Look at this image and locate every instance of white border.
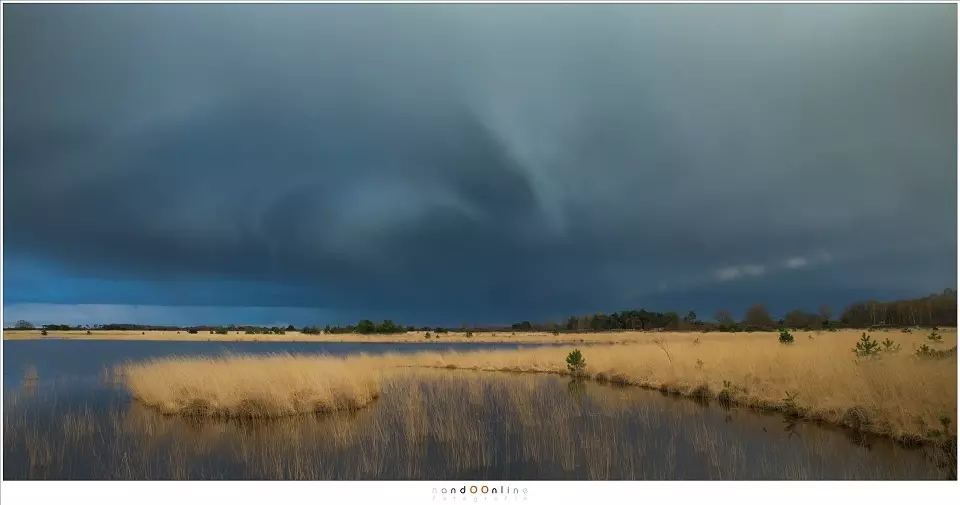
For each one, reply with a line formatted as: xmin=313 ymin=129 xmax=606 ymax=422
xmin=0 ymin=2 xmax=957 ymax=503
xmin=1 ymin=480 xmax=959 ymax=504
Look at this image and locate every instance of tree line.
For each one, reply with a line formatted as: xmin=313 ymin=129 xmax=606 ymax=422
xmin=509 ymin=289 xmax=957 ymax=333
xmin=6 ymin=289 xmax=955 ymax=334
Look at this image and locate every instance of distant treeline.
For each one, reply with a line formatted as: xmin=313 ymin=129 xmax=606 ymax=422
xmin=6 ymin=289 xmax=956 ymax=334
xmin=509 ymin=288 xmax=958 ymax=333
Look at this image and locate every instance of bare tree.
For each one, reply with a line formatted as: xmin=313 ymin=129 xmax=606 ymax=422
xmin=714 ymin=310 xmax=735 ymax=325
xmin=744 ymin=304 xmax=775 ymax=328
xmin=817 ymin=305 xmax=832 ymax=324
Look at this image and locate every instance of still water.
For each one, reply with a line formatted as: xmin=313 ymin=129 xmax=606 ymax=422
xmin=2 ymin=340 xmax=955 ymax=480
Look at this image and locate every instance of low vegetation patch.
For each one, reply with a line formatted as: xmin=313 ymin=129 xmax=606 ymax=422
xmin=408 ymin=329 xmax=956 ymax=443
xmin=120 ymin=353 xmax=381 ymax=418
xmin=853 ymin=332 xmax=881 ymax=358
xmin=565 ymin=349 xmax=587 ymax=378
xmin=778 ymin=329 xmax=794 ymax=344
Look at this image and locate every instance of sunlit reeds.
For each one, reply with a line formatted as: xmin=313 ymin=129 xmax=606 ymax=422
xmin=120 ymin=353 xmax=382 ymax=418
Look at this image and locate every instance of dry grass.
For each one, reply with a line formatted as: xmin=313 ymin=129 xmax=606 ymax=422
xmin=112 ymin=329 xmax=956 ymax=442
xmin=401 ymin=329 xmax=958 ymax=443
xmin=119 ymin=353 xmax=382 ymax=418
xmin=105 ymin=330 xmax=957 ymax=442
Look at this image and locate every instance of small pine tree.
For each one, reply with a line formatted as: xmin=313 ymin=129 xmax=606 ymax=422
xmin=778 ymin=328 xmax=794 ymax=344
xmin=566 ymin=349 xmax=587 ymax=377
xmin=853 ymin=332 xmax=881 ymax=357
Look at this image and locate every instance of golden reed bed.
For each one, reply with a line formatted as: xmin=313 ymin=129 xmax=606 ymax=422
xmin=119 ymin=353 xmax=382 ymax=418
xmin=117 ymin=330 xmax=956 ymax=443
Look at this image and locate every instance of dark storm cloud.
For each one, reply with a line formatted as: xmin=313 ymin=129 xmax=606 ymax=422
xmin=3 ymin=4 xmax=957 ymax=322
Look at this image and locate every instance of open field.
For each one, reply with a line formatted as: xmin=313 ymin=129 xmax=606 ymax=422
xmin=116 ymin=329 xmax=958 ymax=444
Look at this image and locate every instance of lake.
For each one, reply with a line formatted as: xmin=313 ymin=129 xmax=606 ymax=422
xmin=2 ymin=340 xmax=955 ymax=479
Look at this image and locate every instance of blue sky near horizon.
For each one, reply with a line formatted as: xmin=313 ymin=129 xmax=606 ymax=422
xmin=3 ymin=4 xmax=957 ymax=328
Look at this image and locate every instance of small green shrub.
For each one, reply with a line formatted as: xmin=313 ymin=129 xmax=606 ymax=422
xmin=778 ymin=329 xmax=794 ymax=344
xmin=692 ymin=337 xmax=701 ymax=345
xmin=881 ymin=338 xmax=901 ymax=354
xmin=902 ymin=327 xmax=913 ymax=334
xmin=927 ymin=330 xmax=943 ymax=343
xmin=424 ymin=332 xmax=432 ymax=339
xmin=40 ymin=329 xmax=48 ymax=336
xmin=782 ymin=390 xmax=801 ymax=417
xmin=465 ymin=331 xmax=474 ymax=338
xmin=853 ymin=332 xmax=881 ymax=358
xmin=916 ymin=344 xmax=957 ymax=359
xmin=565 ymin=349 xmax=587 ymax=377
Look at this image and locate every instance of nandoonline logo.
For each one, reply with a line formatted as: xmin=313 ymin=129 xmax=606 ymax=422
xmin=432 ymin=484 xmax=529 ymax=502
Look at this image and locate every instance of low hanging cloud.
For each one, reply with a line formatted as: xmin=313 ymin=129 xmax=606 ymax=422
xmin=714 ymin=265 xmax=768 ymax=282
xmin=2 ymin=4 xmax=956 ymax=323
xmin=713 ymin=251 xmax=836 ymax=283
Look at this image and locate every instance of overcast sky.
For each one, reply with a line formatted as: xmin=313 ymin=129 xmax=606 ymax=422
xmin=3 ymin=3 xmax=957 ymax=327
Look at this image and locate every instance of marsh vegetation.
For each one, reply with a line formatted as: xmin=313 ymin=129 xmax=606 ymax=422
xmin=3 ymin=331 xmax=956 ymax=480
xmin=3 ymin=370 xmax=955 ymax=480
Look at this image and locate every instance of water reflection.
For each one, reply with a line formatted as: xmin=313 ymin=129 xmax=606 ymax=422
xmin=3 ymin=370 xmax=955 ymax=480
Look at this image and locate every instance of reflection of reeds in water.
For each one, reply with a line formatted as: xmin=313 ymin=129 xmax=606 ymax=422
xmin=22 ymin=364 xmax=39 ymax=382
xmin=2 ymin=371 xmax=954 ymax=480
xmin=114 ymin=329 xmax=956 ymax=443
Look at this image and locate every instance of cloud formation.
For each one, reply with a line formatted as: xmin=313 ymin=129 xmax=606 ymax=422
xmin=3 ymin=4 xmax=957 ymax=324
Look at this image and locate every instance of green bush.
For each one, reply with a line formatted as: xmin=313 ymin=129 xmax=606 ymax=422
xmin=853 ymin=332 xmax=881 ymax=358
xmin=778 ymin=329 xmax=794 ymax=344
xmin=881 ymin=338 xmax=901 ymax=354
xmin=565 ymin=349 xmax=587 ymax=377
xmin=927 ymin=330 xmax=943 ymax=343
xmin=916 ymin=344 xmax=957 ymax=359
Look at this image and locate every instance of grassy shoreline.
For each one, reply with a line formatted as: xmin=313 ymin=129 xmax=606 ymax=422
xmin=115 ymin=329 xmax=958 ymax=446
